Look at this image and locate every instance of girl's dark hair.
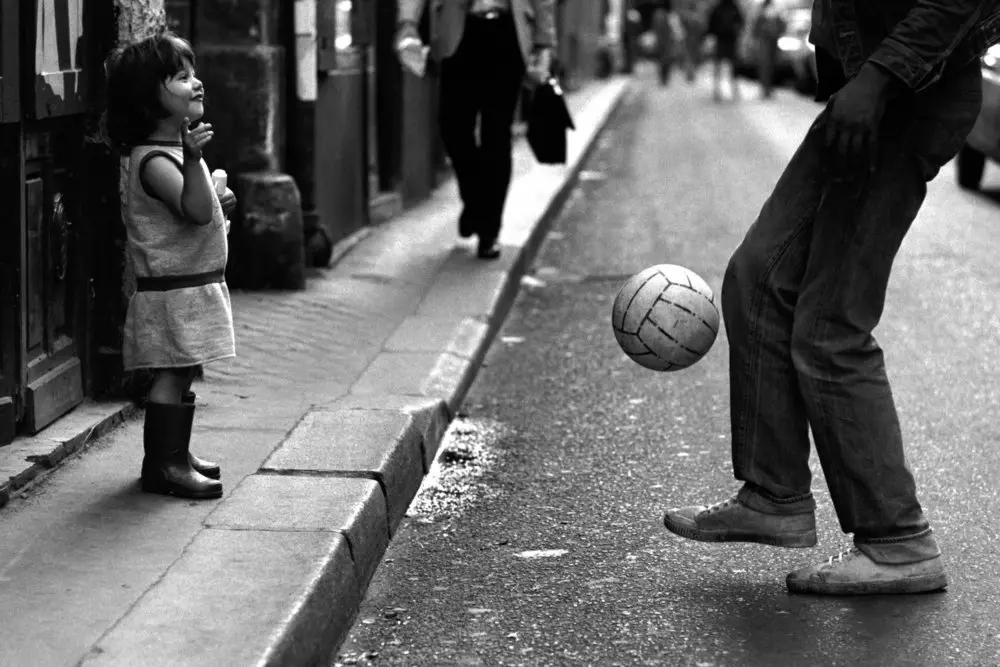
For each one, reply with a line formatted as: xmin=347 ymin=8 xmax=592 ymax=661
xmin=99 ymin=31 xmax=196 ymax=151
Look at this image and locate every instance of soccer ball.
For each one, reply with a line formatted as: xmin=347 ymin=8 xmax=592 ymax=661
xmin=611 ymin=264 xmax=720 ymax=371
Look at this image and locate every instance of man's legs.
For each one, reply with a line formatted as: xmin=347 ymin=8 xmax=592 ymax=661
xmin=664 ymin=63 xmax=983 ymax=593
xmin=683 ymin=29 xmax=699 ymax=82
xmin=788 ymin=68 xmax=982 ymax=567
xmin=758 ymin=42 xmax=775 ymax=98
xmin=439 ymin=24 xmax=485 ymax=238
xmin=712 ymin=56 xmax=722 ymax=100
xmin=727 ymin=57 xmax=740 ymax=100
xmin=472 ymin=14 xmax=525 ymax=248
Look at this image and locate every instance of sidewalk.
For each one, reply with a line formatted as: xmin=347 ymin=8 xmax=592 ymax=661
xmin=0 ymin=76 xmax=630 ymax=667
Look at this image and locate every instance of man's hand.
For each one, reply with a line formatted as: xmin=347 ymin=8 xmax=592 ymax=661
xmin=823 ymin=63 xmax=903 ymax=178
xmin=395 ymin=22 xmax=428 ymax=77
xmin=528 ymin=47 xmax=553 ymax=85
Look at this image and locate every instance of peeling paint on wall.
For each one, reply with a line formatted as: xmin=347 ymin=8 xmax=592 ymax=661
xmin=114 ymin=0 xmax=166 ymax=41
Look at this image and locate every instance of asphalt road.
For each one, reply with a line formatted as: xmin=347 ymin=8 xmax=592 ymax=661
xmin=334 ymin=68 xmax=1000 ymax=666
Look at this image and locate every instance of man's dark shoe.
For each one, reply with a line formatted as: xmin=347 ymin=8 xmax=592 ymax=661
xmin=663 ymin=495 xmax=817 ymax=548
xmin=787 ymin=547 xmax=948 ymax=595
xmin=458 ymin=209 xmax=477 ymax=238
xmin=477 ymin=238 xmax=501 ymax=260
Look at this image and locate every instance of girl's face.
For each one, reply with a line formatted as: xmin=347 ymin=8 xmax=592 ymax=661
xmin=159 ymin=60 xmax=204 ymax=123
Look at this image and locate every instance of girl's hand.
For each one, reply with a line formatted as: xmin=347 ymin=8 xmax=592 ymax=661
xmin=182 ymin=118 xmax=213 ymax=162
xmin=219 ymin=187 xmax=237 ymax=216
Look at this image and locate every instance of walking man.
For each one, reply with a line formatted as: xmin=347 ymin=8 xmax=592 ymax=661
xmin=395 ymin=0 xmax=557 ymax=260
xmin=662 ymin=0 xmax=1000 ymax=594
xmin=676 ymin=0 xmax=707 ymax=83
xmin=705 ymin=0 xmax=744 ymax=101
xmin=652 ymin=0 xmax=683 ymax=86
xmin=752 ymin=0 xmax=786 ymax=98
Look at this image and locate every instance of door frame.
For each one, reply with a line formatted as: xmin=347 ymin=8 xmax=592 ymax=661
xmin=0 ymin=0 xmax=21 ymax=444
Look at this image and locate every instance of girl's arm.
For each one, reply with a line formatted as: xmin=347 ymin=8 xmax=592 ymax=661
xmin=141 ymin=156 xmax=215 ymax=226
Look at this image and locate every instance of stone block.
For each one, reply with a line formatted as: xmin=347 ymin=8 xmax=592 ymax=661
xmin=350 ymin=351 xmax=439 ymax=398
xmin=206 ymin=475 xmax=388 ymax=585
xmin=314 ymin=395 xmax=452 ymax=473
xmin=261 ymin=410 xmax=425 ymax=535
xmin=350 ymin=351 xmax=477 ymax=417
xmin=384 ymin=315 xmax=490 ymax=360
xmin=82 ymin=530 xmax=360 ymax=667
xmin=416 ymin=267 xmax=511 ymax=320
xmin=227 ymin=170 xmax=307 ymax=290
xmin=424 ymin=353 xmax=478 ymax=417
xmin=195 ymin=44 xmax=285 ymax=174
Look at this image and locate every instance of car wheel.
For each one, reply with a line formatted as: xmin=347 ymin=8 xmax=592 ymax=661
xmin=957 ymin=144 xmax=986 ymax=191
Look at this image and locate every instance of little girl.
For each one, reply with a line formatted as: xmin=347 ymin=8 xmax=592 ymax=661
xmin=103 ymin=32 xmax=236 ymax=500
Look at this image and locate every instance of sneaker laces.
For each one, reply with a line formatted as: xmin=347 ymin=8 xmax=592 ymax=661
xmin=703 ymin=497 xmax=737 ymax=514
xmin=826 ymin=546 xmax=861 ymax=566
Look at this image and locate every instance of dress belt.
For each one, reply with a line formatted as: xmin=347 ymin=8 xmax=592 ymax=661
xmin=136 ymin=269 xmax=225 ymax=292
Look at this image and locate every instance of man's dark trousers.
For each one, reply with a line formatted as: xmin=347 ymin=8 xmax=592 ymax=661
xmin=722 ymin=62 xmax=983 ymax=564
xmin=439 ymin=12 xmax=526 ymax=243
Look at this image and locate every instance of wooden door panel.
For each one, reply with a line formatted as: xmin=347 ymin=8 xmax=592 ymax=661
xmin=0 ymin=122 xmax=20 ymax=446
xmin=21 ymin=129 xmax=83 ymax=435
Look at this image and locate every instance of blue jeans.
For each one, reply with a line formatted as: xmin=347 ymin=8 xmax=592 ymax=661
xmin=722 ymin=63 xmax=982 ymax=565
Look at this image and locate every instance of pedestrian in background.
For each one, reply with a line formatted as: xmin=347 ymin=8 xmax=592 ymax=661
xmin=395 ymin=0 xmax=557 ymax=260
xmin=706 ymin=0 xmax=744 ymax=101
xmin=103 ymin=32 xmax=238 ymax=500
xmin=752 ymin=0 xmax=786 ymax=98
xmin=652 ymin=0 xmax=685 ymax=86
xmin=676 ymin=0 xmax=708 ymax=83
xmin=663 ymin=0 xmax=1000 ymax=595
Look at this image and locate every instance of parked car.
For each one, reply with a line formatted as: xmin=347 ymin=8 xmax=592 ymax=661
xmin=957 ymin=46 xmax=1000 ymax=190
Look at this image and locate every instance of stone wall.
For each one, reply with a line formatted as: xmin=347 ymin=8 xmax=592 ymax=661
xmin=115 ymin=0 xmax=165 ymax=41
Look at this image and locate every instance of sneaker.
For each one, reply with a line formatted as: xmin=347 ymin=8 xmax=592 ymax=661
xmin=662 ymin=495 xmax=817 ymax=548
xmin=786 ymin=547 xmax=948 ymax=595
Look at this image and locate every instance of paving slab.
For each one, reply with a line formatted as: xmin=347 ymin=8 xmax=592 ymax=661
xmin=350 ymin=351 xmax=452 ymax=399
xmin=261 ymin=409 xmax=425 ymax=535
xmin=314 ymin=395 xmax=452 ymax=471
xmin=206 ymin=474 xmax=388 ymax=584
xmin=81 ymin=530 xmax=359 ymax=667
xmin=416 ymin=267 xmax=511 ymax=320
xmin=383 ymin=315 xmax=490 ymax=360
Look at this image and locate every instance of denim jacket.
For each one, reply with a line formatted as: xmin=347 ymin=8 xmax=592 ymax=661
xmin=810 ymin=0 xmax=1000 ymax=93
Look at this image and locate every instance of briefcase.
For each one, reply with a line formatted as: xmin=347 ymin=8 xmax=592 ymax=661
xmin=527 ymin=78 xmax=575 ymax=165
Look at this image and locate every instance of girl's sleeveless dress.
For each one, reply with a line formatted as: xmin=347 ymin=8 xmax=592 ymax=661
xmin=120 ymin=141 xmax=236 ymax=371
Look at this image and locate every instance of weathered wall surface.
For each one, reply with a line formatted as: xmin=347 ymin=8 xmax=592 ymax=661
xmin=115 ymin=0 xmax=165 ymax=40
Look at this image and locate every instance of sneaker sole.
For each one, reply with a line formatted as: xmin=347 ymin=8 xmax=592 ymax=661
xmin=663 ymin=514 xmax=817 ymax=548
xmin=787 ymin=572 xmax=948 ymax=596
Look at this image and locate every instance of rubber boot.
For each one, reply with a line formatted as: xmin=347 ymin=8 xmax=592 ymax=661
xmin=181 ymin=392 xmax=221 ymax=480
xmin=141 ymin=403 xmax=223 ymax=499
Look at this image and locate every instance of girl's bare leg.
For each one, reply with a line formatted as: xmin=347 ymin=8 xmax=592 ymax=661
xmin=148 ymin=369 xmax=188 ymax=405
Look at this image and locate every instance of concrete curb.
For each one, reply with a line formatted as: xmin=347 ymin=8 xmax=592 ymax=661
xmin=81 ymin=77 xmax=631 ymax=666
